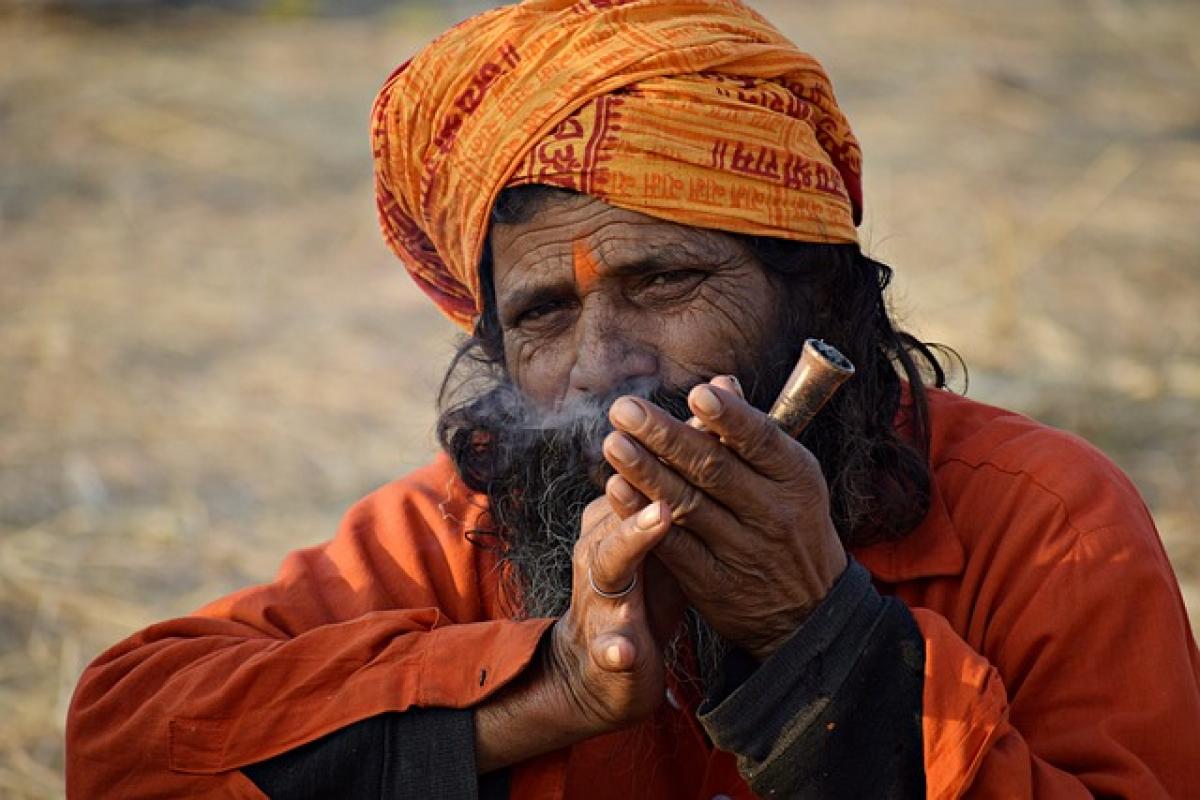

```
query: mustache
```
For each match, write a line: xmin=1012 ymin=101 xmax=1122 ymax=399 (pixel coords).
xmin=435 ymin=373 xmax=691 ymax=623
xmin=443 ymin=376 xmax=694 ymax=495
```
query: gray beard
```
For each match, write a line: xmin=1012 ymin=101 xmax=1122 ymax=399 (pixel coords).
xmin=438 ymin=328 xmax=805 ymax=691
xmin=445 ymin=377 xmax=733 ymax=689
xmin=504 ymin=524 xmax=732 ymax=694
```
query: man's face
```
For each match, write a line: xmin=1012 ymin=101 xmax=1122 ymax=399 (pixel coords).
xmin=458 ymin=190 xmax=807 ymax=638
xmin=489 ymin=192 xmax=784 ymax=406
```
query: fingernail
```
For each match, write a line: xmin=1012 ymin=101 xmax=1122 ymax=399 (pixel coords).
xmin=636 ymin=502 xmax=661 ymax=530
xmin=608 ymin=476 xmax=637 ymax=505
xmin=606 ymin=432 xmax=638 ymax=464
xmin=726 ymin=375 xmax=744 ymax=397
xmin=691 ymin=385 xmax=722 ymax=417
xmin=611 ymin=398 xmax=646 ymax=428
xmin=605 ymin=643 xmax=624 ymax=667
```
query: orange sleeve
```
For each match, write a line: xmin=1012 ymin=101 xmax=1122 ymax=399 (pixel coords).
xmin=65 ymin=457 xmax=552 ymax=798
xmin=915 ymin=446 xmax=1200 ymax=799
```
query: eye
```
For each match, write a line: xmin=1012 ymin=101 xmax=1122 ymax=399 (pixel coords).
xmin=515 ymin=299 xmax=571 ymax=328
xmin=649 ymin=272 xmax=686 ymax=286
xmin=635 ymin=269 xmax=706 ymax=301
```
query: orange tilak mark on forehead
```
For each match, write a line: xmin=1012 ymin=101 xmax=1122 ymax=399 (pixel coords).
xmin=572 ymin=239 xmax=602 ymax=293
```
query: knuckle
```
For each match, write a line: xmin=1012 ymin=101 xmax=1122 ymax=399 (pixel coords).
xmin=590 ymin=536 xmax=614 ymax=575
xmin=741 ymin=414 xmax=782 ymax=464
xmin=639 ymin=413 xmax=691 ymax=463
xmin=574 ymin=516 xmax=608 ymax=566
xmin=580 ymin=496 xmax=608 ymax=529
xmin=573 ymin=534 xmax=592 ymax=568
xmin=572 ymin=535 xmax=591 ymax=568
xmin=710 ymin=558 xmax=741 ymax=589
xmin=787 ymin=451 xmax=830 ymax=503
xmin=692 ymin=450 xmax=731 ymax=489
xmin=659 ymin=432 xmax=694 ymax=468
xmin=672 ymin=485 xmax=704 ymax=521
xmin=638 ymin=417 xmax=673 ymax=452
xmin=790 ymin=444 xmax=823 ymax=482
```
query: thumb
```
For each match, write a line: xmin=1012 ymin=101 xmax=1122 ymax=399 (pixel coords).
xmin=592 ymin=633 xmax=638 ymax=673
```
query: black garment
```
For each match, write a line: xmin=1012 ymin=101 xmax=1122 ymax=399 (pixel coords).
xmin=699 ymin=559 xmax=926 ymax=798
xmin=244 ymin=560 xmax=924 ymax=799
xmin=243 ymin=708 xmax=508 ymax=799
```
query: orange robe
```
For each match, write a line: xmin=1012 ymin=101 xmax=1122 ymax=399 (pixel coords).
xmin=66 ymin=388 xmax=1200 ymax=798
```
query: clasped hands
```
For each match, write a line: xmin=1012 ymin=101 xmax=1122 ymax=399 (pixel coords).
xmin=547 ymin=376 xmax=848 ymax=734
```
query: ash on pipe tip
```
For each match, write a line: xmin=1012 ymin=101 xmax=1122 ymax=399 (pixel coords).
xmin=767 ymin=339 xmax=855 ymax=439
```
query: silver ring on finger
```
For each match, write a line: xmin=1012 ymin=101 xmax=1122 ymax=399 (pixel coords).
xmin=587 ymin=565 xmax=638 ymax=599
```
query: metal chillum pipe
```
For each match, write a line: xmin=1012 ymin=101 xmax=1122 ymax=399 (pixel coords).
xmin=767 ymin=339 xmax=856 ymax=439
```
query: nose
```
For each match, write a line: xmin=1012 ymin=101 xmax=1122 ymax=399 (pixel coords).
xmin=565 ymin=306 xmax=658 ymax=401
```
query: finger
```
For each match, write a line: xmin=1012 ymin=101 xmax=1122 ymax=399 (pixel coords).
xmin=711 ymin=374 xmax=744 ymax=399
xmin=651 ymin=525 xmax=722 ymax=605
xmin=603 ymin=429 xmax=747 ymax=542
xmin=588 ymin=501 xmax=671 ymax=596
xmin=685 ymin=374 xmax=743 ymax=431
xmin=605 ymin=474 xmax=648 ymax=520
xmin=686 ymin=384 xmax=806 ymax=483
xmin=608 ymin=397 xmax=769 ymax=514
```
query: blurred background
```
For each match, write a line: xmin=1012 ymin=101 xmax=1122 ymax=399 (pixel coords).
xmin=1 ymin=0 xmax=1198 ymax=795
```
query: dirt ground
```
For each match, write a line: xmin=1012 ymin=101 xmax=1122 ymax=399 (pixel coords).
xmin=1 ymin=1 xmax=1198 ymax=796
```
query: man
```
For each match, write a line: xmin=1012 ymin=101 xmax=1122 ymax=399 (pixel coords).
xmin=67 ymin=0 xmax=1200 ymax=797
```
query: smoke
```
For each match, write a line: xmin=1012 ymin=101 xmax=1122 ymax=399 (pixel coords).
xmin=442 ymin=375 xmax=695 ymax=600
xmin=447 ymin=375 xmax=666 ymax=495
xmin=435 ymin=329 xmax=801 ymax=690
xmin=439 ymin=372 xmax=741 ymax=687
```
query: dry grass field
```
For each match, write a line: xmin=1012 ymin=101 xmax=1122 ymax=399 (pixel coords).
xmin=2 ymin=1 xmax=1198 ymax=796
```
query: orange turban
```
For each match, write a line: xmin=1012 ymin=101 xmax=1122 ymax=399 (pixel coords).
xmin=372 ymin=0 xmax=863 ymax=330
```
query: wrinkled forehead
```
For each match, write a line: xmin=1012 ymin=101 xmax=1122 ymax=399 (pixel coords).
xmin=487 ymin=192 xmax=748 ymax=297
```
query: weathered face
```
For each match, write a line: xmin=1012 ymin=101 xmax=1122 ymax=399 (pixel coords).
xmin=489 ymin=192 xmax=784 ymax=406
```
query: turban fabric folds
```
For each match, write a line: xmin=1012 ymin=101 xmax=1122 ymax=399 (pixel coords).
xmin=372 ymin=0 xmax=863 ymax=329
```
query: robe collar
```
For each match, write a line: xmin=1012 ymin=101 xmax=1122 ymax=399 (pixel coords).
xmin=850 ymin=472 xmax=965 ymax=584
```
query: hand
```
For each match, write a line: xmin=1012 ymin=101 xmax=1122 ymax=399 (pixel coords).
xmin=476 ymin=492 xmax=687 ymax=774
xmin=545 ymin=493 xmax=686 ymax=736
xmin=603 ymin=377 xmax=848 ymax=661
